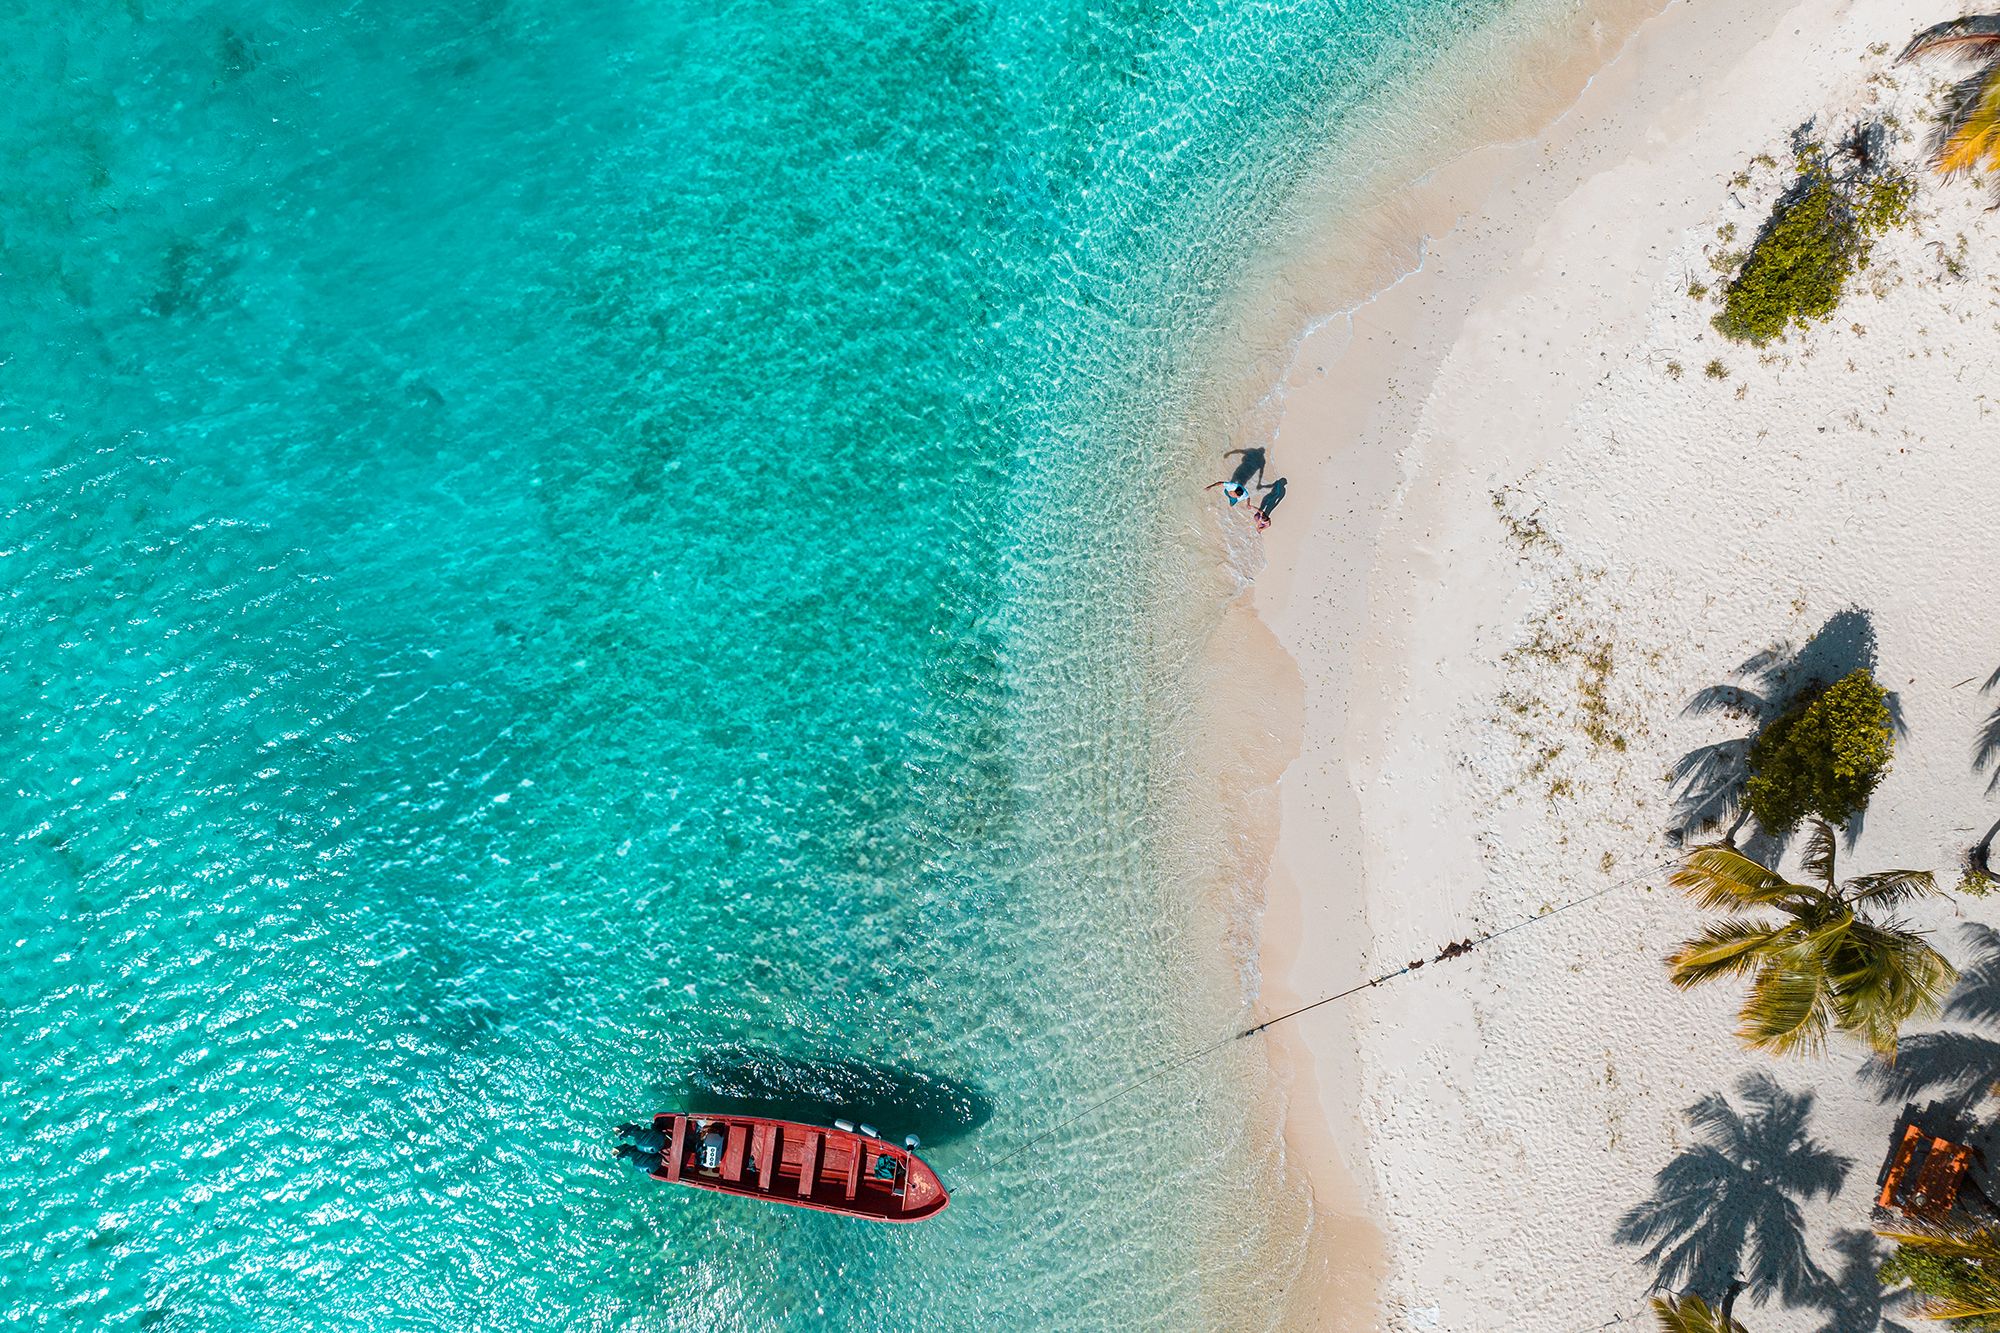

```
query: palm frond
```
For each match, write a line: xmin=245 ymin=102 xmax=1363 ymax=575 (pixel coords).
xmin=1879 ymin=1222 xmax=2000 ymax=1263
xmin=1899 ymin=15 xmax=2000 ymax=64
xmin=1878 ymin=1221 xmax=2000 ymax=1322
xmin=1681 ymin=684 xmax=1772 ymax=720
xmin=1671 ymin=846 xmax=1802 ymax=911
xmin=1669 ymin=920 xmax=1792 ymax=988
xmin=1801 ymin=819 xmax=1839 ymax=889
xmin=1937 ymin=69 xmax=2000 ymax=175
xmin=1830 ymin=919 xmax=1956 ymax=1057
xmin=1976 ymin=699 xmax=2000 ymax=786
xmin=1739 ymin=952 xmax=1832 ymax=1056
xmin=1650 ymin=1294 xmax=1745 ymax=1333
xmin=1845 ymin=868 xmax=1943 ymax=908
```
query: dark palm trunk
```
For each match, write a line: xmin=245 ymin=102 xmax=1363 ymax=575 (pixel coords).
xmin=1974 ymin=812 xmax=2000 ymax=875
xmin=1719 ymin=1278 xmax=1744 ymax=1330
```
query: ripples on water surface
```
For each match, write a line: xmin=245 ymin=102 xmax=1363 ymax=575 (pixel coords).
xmin=5 ymin=0 xmax=1509 ymax=1327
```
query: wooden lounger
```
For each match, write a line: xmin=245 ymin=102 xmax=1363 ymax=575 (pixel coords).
xmin=1879 ymin=1124 xmax=1925 ymax=1208
xmin=796 ymin=1131 xmax=820 ymax=1198
xmin=1912 ymin=1137 xmax=1972 ymax=1214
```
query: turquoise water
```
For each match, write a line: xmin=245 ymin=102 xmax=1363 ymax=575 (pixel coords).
xmin=3 ymin=2 xmax=1512 ymax=1328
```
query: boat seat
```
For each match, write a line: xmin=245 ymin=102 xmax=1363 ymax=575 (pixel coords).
xmin=843 ymin=1141 xmax=863 ymax=1201
xmin=755 ymin=1125 xmax=778 ymax=1192
xmin=665 ymin=1115 xmax=687 ymax=1184
xmin=797 ymin=1131 xmax=820 ymax=1198
xmin=721 ymin=1124 xmax=748 ymax=1183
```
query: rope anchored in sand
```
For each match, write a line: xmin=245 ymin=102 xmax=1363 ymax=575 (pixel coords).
xmin=978 ymin=855 xmax=1680 ymax=1176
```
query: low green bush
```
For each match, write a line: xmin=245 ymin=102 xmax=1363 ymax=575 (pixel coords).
xmin=1742 ymin=667 xmax=1894 ymax=833
xmin=1713 ymin=148 xmax=1915 ymax=346
xmin=1879 ymin=1237 xmax=2000 ymax=1332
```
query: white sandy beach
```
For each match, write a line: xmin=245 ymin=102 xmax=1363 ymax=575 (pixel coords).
xmin=1229 ymin=0 xmax=2000 ymax=1327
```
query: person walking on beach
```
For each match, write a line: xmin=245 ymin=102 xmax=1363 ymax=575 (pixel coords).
xmin=1253 ymin=476 xmax=1287 ymax=531
xmin=1205 ymin=447 xmax=1266 ymax=505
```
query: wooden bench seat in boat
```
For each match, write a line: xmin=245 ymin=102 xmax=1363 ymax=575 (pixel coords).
xmin=755 ymin=1125 xmax=777 ymax=1191
xmin=666 ymin=1115 xmax=687 ymax=1183
xmin=721 ymin=1124 xmax=748 ymax=1183
xmin=797 ymin=1131 xmax=820 ymax=1198
xmin=843 ymin=1142 xmax=863 ymax=1201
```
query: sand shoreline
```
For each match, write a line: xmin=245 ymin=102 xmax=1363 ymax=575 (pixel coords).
xmin=1213 ymin=0 xmax=2000 ymax=1326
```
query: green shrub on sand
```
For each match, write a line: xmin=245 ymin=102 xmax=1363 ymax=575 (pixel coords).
xmin=1713 ymin=147 xmax=1914 ymax=346
xmin=1742 ymin=667 xmax=1893 ymax=834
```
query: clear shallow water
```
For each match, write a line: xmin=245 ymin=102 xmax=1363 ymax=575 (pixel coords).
xmin=4 ymin=2 xmax=1506 ymax=1328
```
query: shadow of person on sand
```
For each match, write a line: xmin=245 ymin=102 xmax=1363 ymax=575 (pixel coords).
xmin=1667 ymin=608 xmax=1903 ymax=860
xmin=1253 ymin=476 xmax=1287 ymax=529
xmin=1615 ymin=1071 xmax=1852 ymax=1311
xmin=1215 ymin=447 xmax=1267 ymax=492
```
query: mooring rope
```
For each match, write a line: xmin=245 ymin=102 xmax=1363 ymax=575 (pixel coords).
xmin=969 ymin=854 xmax=1682 ymax=1179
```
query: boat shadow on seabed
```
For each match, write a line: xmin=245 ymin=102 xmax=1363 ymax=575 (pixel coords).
xmin=660 ymin=1045 xmax=994 ymax=1149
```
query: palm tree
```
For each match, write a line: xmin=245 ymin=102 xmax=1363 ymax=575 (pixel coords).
xmin=1877 ymin=1220 xmax=2000 ymax=1328
xmin=1668 ymin=821 xmax=1955 ymax=1056
xmin=1901 ymin=17 xmax=2000 ymax=175
xmin=1652 ymin=1285 xmax=1747 ymax=1331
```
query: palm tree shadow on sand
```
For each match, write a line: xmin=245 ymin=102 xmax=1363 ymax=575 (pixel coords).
xmin=1667 ymin=609 xmax=1904 ymax=859
xmin=652 ymin=1044 xmax=994 ymax=1148
xmin=1969 ymin=665 xmax=2000 ymax=872
xmin=1615 ymin=1071 xmax=1852 ymax=1310
xmin=1807 ymin=1229 xmax=1920 ymax=1333
xmin=1865 ymin=923 xmax=2000 ymax=1118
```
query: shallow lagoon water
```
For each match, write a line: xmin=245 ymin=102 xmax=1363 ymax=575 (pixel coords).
xmin=5 ymin=1 xmax=1510 ymax=1327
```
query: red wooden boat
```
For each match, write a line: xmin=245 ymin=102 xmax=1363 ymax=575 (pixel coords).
xmin=645 ymin=1112 xmax=949 ymax=1223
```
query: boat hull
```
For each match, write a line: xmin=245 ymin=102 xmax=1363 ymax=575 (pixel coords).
xmin=644 ymin=1112 xmax=949 ymax=1223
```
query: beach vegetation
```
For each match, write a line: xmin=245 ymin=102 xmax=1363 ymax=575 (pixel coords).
xmin=1958 ymin=865 xmax=1997 ymax=898
xmin=1579 ymin=642 xmax=1627 ymax=751
xmin=1687 ymin=280 xmax=1710 ymax=300
xmin=1712 ymin=143 xmax=1916 ymax=345
xmin=1705 ymin=359 xmax=1729 ymax=379
xmin=1666 ymin=822 xmax=1953 ymax=1056
xmin=1901 ymin=17 xmax=2000 ymax=178
xmin=1741 ymin=667 xmax=1894 ymax=834
xmin=1650 ymin=1292 xmax=1747 ymax=1332
xmin=1666 ymin=359 xmax=1684 ymax=378
xmin=1878 ymin=1219 xmax=2000 ymax=1328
